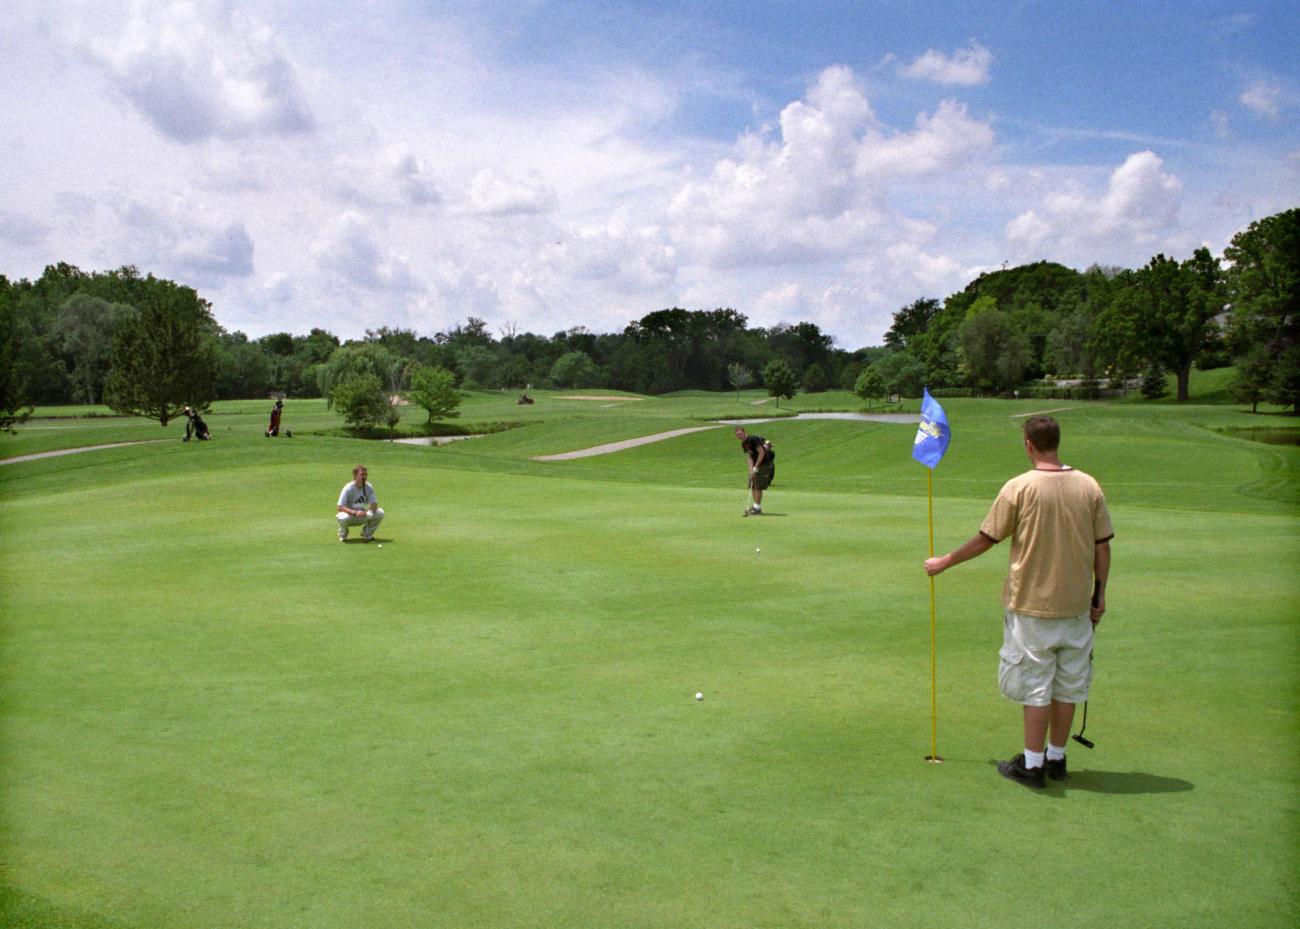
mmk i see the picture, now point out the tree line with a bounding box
[873,208,1297,410]
[2,208,1295,431]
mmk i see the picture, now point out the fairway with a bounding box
[1,395,1297,929]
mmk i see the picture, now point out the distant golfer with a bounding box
[336,465,385,543]
[182,405,211,441]
[266,398,284,437]
[924,415,1113,789]
[735,426,775,516]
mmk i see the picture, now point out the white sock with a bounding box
[1046,743,1066,762]
[1023,748,1045,769]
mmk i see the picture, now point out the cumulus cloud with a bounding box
[108,199,254,281]
[468,169,558,215]
[423,265,502,320]
[388,147,441,206]
[900,41,993,86]
[1005,151,1183,260]
[332,145,442,209]
[667,66,993,267]
[312,211,419,292]
[556,222,677,293]
[857,100,996,177]
[77,1,313,142]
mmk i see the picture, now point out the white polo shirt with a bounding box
[338,481,378,510]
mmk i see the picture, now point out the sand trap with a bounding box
[390,435,484,446]
[719,413,920,425]
[554,395,644,402]
[1010,407,1076,418]
[0,439,171,466]
[533,426,720,461]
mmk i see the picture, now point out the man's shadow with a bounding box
[1062,768,1194,794]
[985,760,1193,795]
[341,538,395,545]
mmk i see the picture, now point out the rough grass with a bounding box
[1,395,1297,929]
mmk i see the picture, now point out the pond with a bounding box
[1215,427,1300,446]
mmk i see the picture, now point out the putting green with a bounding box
[0,395,1296,929]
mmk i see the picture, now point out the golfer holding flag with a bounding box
[925,413,1113,789]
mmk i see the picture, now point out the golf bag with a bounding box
[266,399,283,437]
[183,407,211,441]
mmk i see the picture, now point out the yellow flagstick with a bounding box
[926,468,942,763]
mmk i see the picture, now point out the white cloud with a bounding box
[666,66,992,268]
[1005,151,1183,261]
[1240,80,1283,119]
[388,147,441,207]
[75,1,313,142]
[94,199,255,283]
[311,211,418,293]
[857,100,996,177]
[468,169,558,215]
[900,41,993,86]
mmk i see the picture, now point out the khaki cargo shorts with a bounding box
[998,610,1094,706]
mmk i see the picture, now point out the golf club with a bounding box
[1072,699,1095,749]
[1074,590,1099,749]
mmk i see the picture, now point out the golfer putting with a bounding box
[924,415,1113,789]
[735,427,775,516]
[336,465,385,543]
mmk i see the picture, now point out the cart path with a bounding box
[533,426,722,461]
[0,439,171,466]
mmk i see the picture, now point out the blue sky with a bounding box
[1,1,1296,347]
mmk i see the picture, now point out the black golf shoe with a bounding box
[1045,756,1068,781]
[997,753,1046,790]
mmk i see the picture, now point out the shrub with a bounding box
[332,373,400,431]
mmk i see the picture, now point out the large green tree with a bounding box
[317,343,403,407]
[1093,249,1224,402]
[853,366,886,409]
[1224,208,1300,411]
[957,297,1030,393]
[763,358,797,408]
[102,282,219,426]
[883,297,940,353]
[550,351,598,389]
[0,282,34,431]
[54,294,130,405]
[402,365,461,424]
[333,373,400,431]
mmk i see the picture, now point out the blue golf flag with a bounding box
[912,388,951,469]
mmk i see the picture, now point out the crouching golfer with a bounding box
[735,427,775,516]
[924,416,1113,789]
[337,465,384,542]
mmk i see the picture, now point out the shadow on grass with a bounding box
[1062,768,1195,794]
[339,537,395,545]
[980,759,1194,795]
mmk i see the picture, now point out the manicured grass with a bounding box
[1,396,1297,928]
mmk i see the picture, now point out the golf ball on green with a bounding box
[695,692,703,701]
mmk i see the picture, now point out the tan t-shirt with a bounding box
[980,468,1114,618]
